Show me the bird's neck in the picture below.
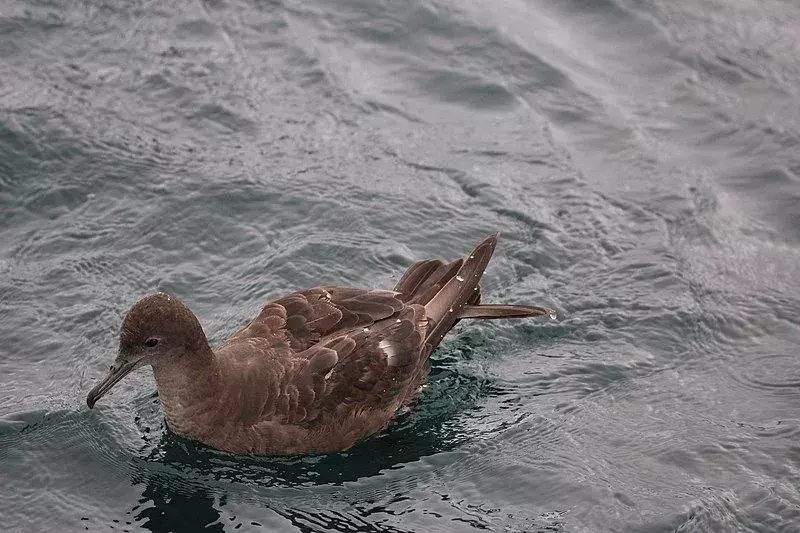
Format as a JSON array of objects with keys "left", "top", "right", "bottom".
[{"left": 151, "top": 344, "right": 223, "bottom": 440}]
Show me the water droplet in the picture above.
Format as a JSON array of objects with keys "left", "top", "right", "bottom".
[
  {"left": 469, "top": 255, "right": 474, "bottom": 259},
  {"left": 363, "top": 327, "right": 370, "bottom": 333},
  {"left": 456, "top": 275, "right": 464, "bottom": 282},
  {"left": 396, "top": 318, "right": 401, "bottom": 323},
  {"left": 549, "top": 309, "right": 557, "bottom": 320},
  {"left": 448, "top": 308, "right": 454, "bottom": 313},
  {"left": 473, "top": 286, "right": 478, "bottom": 291}
]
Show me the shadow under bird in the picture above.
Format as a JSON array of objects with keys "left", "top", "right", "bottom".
[{"left": 87, "top": 234, "right": 550, "bottom": 455}]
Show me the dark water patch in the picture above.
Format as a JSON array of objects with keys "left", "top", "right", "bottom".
[
  {"left": 406, "top": 67, "right": 518, "bottom": 111},
  {"left": 136, "top": 70, "right": 196, "bottom": 108},
  {"left": 23, "top": 185, "right": 91, "bottom": 219},
  {"left": 175, "top": 18, "right": 219, "bottom": 39},
  {"left": 0, "top": 110, "right": 84, "bottom": 190},
  {"left": 721, "top": 166, "right": 800, "bottom": 244},
  {"left": 187, "top": 103, "right": 257, "bottom": 135}
]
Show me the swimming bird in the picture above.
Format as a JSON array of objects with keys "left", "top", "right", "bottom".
[{"left": 86, "top": 234, "right": 550, "bottom": 455}]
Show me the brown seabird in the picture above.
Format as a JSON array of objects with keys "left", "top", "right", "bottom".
[{"left": 86, "top": 234, "right": 550, "bottom": 455}]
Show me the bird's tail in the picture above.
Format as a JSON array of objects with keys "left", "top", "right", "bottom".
[{"left": 393, "top": 234, "right": 550, "bottom": 349}]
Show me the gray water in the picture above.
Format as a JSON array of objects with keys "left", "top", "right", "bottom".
[{"left": 2, "top": 0, "right": 800, "bottom": 531}]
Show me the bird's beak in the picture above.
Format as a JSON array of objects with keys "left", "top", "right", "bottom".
[{"left": 86, "top": 356, "right": 139, "bottom": 409}]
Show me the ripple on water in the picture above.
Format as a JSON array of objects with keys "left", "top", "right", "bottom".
[
  {"left": 659, "top": 483, "right": 800, "bottom": 533},
  {"left": 727, "top": 351, "right": 800, "bottom": 397},
  {"left": 0, "top": 407, "right": 148, "bottom": 531}
]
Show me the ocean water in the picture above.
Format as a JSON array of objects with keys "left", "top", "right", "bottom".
[{"left": 2, "top": 0, "right": 800, "bottom": 531}]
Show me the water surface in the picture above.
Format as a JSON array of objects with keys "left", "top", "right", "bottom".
[{"left": 2, "top": 0, "right": 800, "bottom": 531}]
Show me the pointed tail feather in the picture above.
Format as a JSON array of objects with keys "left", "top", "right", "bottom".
[
  {"left": 393, "top": 260, "right": 443, "bottom": 300},
  {"left": 457, "top": 304, "right": 550, "bottom": 319},
  {"left": 423, "top": 233, "right": 498, "bottom": 344}
]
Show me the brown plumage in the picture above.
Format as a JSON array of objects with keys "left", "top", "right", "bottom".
[{"left": 86, "top": 234, "right": 550, "bottom": 455}]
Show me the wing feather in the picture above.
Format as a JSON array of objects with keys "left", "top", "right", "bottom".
[{"left": 223, "top": 286, "right": 426, "bottom": 425}]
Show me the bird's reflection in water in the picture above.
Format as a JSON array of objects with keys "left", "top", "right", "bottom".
[{"left": 133, "top": 475, "right": 226, "bottom": 532}]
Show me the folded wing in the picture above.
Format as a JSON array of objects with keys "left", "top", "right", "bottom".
[{"left": 225, "top": 287, "right": 427, "bottom": 425}]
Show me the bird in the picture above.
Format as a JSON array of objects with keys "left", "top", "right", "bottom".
[{"left": 86, "top": 234, "right": 550, "bottom": 455}]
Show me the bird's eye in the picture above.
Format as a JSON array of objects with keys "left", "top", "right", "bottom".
[{"left": 144, "top": 338, "right": 159, "bottom": 348}]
